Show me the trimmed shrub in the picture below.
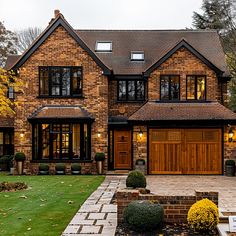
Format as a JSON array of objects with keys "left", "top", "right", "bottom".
[
  {"left": 15, "top": 152, "right": 26, "bottom": 162},
  {"left": 126, "top": 170, "right": 146, "bottom": 188},
  {"left": 39, "top": 164, "right": 49, "bottom": 171},
  {"left": 225, "top": 159, "right": 235, "bottom": 166},
  {"left": 71, "top": 163, "right": 81, "bottom": 171},
  {"left": 55, "top": 163, "right": 65, "bottom": 171},
  {"left": 187, "top": 198, "right": 219, "bottom": 232},
  {"left": 124, "top": 200, "right": 164, "bottom": 232},
  {"left": 95, "top": 152, "right": 105, "bottom": 161}
]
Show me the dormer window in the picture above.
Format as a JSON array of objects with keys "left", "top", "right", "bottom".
[
  {"left": 95, "top": 41, "right": 112, "bottom": 52},
  {"left": 131, "top": 51, "right": 144, "bottom": 61}
]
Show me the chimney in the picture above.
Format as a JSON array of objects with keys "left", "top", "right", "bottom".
[{"left": 54, "top": 9, "right": 60, "bottom": 18}]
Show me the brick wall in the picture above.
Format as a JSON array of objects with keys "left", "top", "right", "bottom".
[
  {"left": 117, "top": 189, "right": 218, "bottom": 224},
  {"left": 14, "top": 26, "right": 108, "bottom": 174},
  {"left": 108, "top": 80, "right": 146, "bottom": 117}
]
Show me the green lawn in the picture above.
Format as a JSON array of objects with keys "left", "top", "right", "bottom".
[{"left": 0, "top": 174, "right": 105, "bottom": 236}]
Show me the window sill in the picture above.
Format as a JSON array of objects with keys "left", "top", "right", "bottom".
[
  {"left": 31, "top": 159, "right": 93, "bottom": 163},
  {"left": 36, "top": 95, "right": 85, "bottom": 99},
  {"left": 116, "top": 100, "right": 146, "bottom": 103}
]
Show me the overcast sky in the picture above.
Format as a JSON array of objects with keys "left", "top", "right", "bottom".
[{"left": 0, "top": 0, "right": 203, "bottom": 31}]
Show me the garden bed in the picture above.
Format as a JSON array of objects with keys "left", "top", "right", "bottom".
[{"left": 116, "top": 223, "right": 219, "bottom": 236}]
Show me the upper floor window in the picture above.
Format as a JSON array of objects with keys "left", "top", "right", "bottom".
[
  {"left": 39, "top": 67, "right": 82, "bottom": 97},
  {"left": 118, "top": 80, "right": 145, "bottom": 101},
  {"left": 187, "top": 75, "right": 206, "bottom": 100},
  {"left": 131, "top": 51, "right": 144, "bottom": 61},
  {"left": 160, "top": 75, "right": 180, "bottom": 100},
  {"left": 95, "top": 41, "right": 112, "bottom": 52}
]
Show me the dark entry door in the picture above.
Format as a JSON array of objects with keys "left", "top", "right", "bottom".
[{"left": 114, "top": 130, "right": 131, "bottom": 169}]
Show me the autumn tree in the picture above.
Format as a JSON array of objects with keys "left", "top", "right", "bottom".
[
  {"left": 192, "top": 0, "right": 236, "bottom": 110},
  {"left": 15, "top": 27, "right": 42, "bottom": 53},
  {"left": 0, "top": 21, "right": 18, "bottom": 67}
]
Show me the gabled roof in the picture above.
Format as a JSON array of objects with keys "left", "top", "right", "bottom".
[
  {"left": 128, "top": 102, "right": 236, "bottom": 122},
  {"left": 77, "top": 29, "right": 230, "bottom": 77},
  {"left": 10, "top": 15, "right": 111, "bottom": 75}
]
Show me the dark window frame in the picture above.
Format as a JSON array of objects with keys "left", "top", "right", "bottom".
[
  {"left": 117, "top": 79, "right": 146, "bottom": 102},
  {"left": 32, "top": 122, "right": 91, "bottom": 161},
  {"left": 160, "top": 75, "right": 180, "bottom": 101},
  {"left": 186, "top": 75, "right": 206, "bottom": 101},
  {"left": 38, "top": 66, "right": 83, "bottom": 98}
]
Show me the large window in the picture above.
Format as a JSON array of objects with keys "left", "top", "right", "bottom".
[
  {"left": 118, "top": 80, "right": 145, "bottom": 101},
  {"left": 0, "top": 130, "right": 14, "bottom": 156},
  {"left": 187, "top": 75, "right": 206, "bottom": 100},
  {"left": 32, "top": 123, "right": 90, "bottom": 160},
  {"left": 160, "top": 75, "right": 180, "bottom": 100},
  {"left": 39, "top": 67, "right": 82, "bottom": 97}
]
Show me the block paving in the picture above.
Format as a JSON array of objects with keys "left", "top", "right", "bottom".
[{"left": 62, "top": 176, "right": 125, "bottom": 236}]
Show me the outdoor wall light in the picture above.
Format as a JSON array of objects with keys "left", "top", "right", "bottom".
[
  {"left": 138, "top": 130, "right": 143, "bottom": 139},
  {"left": 229, "top": 128, "right": 234, "bottom": 142},
  {"left": 20, "top": 132, "right": 24, "bottom": 138},
  {"left": 97, "top": 132, "right": 101, "bottom": 138}
]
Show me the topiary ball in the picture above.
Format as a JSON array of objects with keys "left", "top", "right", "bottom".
[
  {"left": 187, "top": 198, "right": 219, "bottom": 232},
  {"left": 126, "top": 170, "right": 146, "bottom": 188},
  {"left": 14, "top": 152, "right": 26, "bottom": 162},
  {"left": 124, "top": 200, "right": 164, "bottom": 232}
]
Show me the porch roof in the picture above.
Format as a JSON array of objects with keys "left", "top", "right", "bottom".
[
  {"left": 28, "top": 105, "right": 94, "bottom": 122},
  {"left": 128, "top": 102, "right": 236, "bottom": 123}
]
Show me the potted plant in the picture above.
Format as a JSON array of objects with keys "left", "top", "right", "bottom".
[
  {"left": 225, "top": 160, "right": 235, "bottom": 176},
  {"left": 0, "top": 156, "right": 9, "bottom": 171},
  {"left": 135, "top": 158, "right": 146, "bottom": 174},
  {"left": 55, "top": 163, "right": 65, "bottom": 175},
  {"left": 14, "top": 152, "right": 26, "bottom": 175},
  {"left": 95, "top": 152, "right": 105, "bottom": 174},
  {"left": 39, "top": 163, "right": 49, "bottom": 175},
  {"left": 71, "top": 163, "right": 81, "bottom": 175}
]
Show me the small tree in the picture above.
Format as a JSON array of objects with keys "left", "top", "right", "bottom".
[
  {"left": 15, "top": 27, "right": 42, "bottom": 54},
  {"left": 0, "top": 67, "right": 22, "bottom": 116}
]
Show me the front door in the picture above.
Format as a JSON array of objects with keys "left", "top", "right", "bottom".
[{"left": 114, "top": 130, "right": 131, "bottom": 169}]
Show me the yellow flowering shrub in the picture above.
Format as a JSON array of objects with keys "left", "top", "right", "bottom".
[{"left": 187, "top": 199, "right": 219, "bottom": 232}]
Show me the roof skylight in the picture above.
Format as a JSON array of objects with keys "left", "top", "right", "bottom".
[
  {"left": 95, "top": 41, "right": 112, "bottom": 52},
  {"left": 131, "top": 51, "right": 144, "bottom": 61}
]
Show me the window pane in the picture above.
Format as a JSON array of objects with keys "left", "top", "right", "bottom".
[
  {"left": 42, "top": 124, "right": 50, "bottom": 159},
  {"left": 52, "top": 124, "right": 61, "bottom": 159},
  {"left": 170, "top": 76, "right": 180, "bottom": 100},
  {"left": 72, "top": 68, "right": 82, "bottom": 95},
  {"left": 39, "top": 68, "right": 49, "bottom": 95},
  {"left": 128, "top": 81, "right": 135, "bottom": 100},
  {"left": 96, "top": 42, "right": 112, "bottom": 51},
  {"left": 33, "top": 125, "right": 39, "bottom": 159},
  {"left": 72, "top": 124, "right": 80, "bottom": 159},
  {"left": 131, "top": 52, "right": 144, "bottom": 60},
  {"left": 8, "top": 87, "right": 14, "bottom": 99},
  {"left": 118, "top": 81, "right": 126, "bottom": 100},
  {"left": 197, "top": 77, "right": 205, "bottom": 100},
  {"left": 0, "top": 132, "right": 3, "bottom": 145},
  {"left": 136, "top": 81, "right": 145, "bottom": 100},
  {"left": 51, "top": 68, "right": 61, "bottom": 96},
  {"left": 161, "top": 76, "right": 169, "bottom": 100},
  {"left": 83, "top": 124, "right": 88, "bottom": 159},
  {"left": 62, "top": 68, "right": 70, "bottom": 96},
  {"left": 187, "top": 76, "right": 195, "bottom": 99}
]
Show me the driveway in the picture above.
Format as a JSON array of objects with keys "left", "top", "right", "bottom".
[{"left": 146, "top": 175, "right": 236, "bottom": 213}]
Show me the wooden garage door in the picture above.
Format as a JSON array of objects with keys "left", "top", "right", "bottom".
[{"left": 149, "top": 129, "right": 222, "bottom": 174}]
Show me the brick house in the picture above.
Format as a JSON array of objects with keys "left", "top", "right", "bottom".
[{"left": 4, "top": 10, "right": 236, "bottom": 174}]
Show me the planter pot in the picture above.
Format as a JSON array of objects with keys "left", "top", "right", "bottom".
[
  {"left": 56, "top": 170, "right": 65, "bottom": 175},
  {"left": 225, "top": 165, "right": 235, "bottom": 176},
  {"left": 17, "top": 161, "right": 23, "bottom": 175},
  {"left": 71, "top": 170, "right": 81, "bottom": 175},
  {"left": 96, "top": 161, "right": 103, "bottom": 174},
  {"left": 39, "top": 170, "right": 49, "bottom": 175},
  {"left": 0, "top": 163, "right": 8, "bottom": 171},
  {"left": 10, "top": 167, "right": 15, "bottom": 175}
]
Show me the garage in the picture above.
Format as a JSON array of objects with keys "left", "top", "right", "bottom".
[{"left": 149, "top": 128, "right": 222, "bottom": 174}]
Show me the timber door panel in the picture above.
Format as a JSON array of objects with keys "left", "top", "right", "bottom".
[
  {"left": 114, "top": 130, "right": 131, "bottom": 169},
  {"left": 149, "top": 129, "right": 222, "bottom": 174}
]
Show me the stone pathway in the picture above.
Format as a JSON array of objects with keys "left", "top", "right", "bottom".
[{"left": 62, "top": 176, "right": 125, "bottom": 236}]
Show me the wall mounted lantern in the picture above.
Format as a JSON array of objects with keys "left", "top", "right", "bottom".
[
  {"left": 97, "top": 132, "right": 101, "bottom": 138},
  {"left": 229, "top": 127, "right": 234, "bottom": 142}
]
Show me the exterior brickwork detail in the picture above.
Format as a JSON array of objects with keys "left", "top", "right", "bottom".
[{"left": 117, "top": 189, "right": 218, "bottom": 224}]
